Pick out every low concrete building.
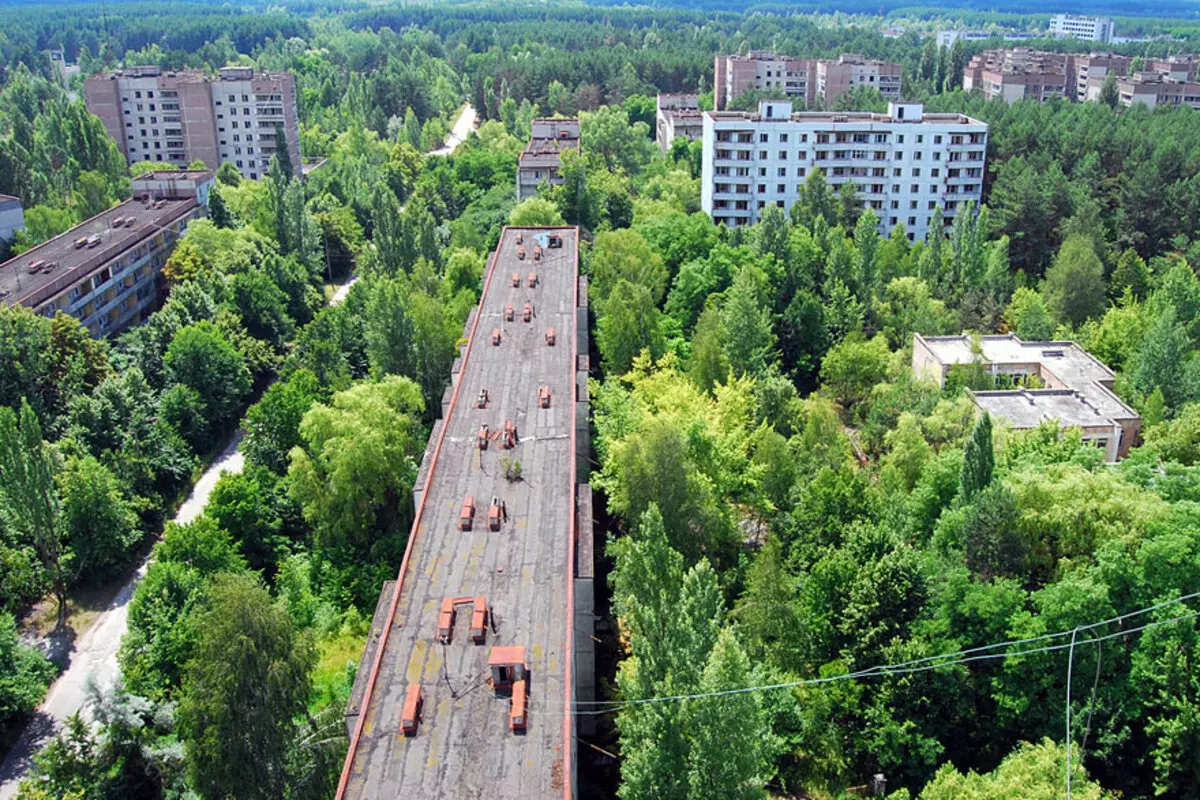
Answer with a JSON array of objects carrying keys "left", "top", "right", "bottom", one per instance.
[
  {"left": 655, "top": 93, "right": 702, "bottom": 150},
  {"left": 912, "top": 333, "right": 1141, "bottom": 462},
  {"left": 0, "top": 170, "right": 212, "bottom": 337},
  {"left": 516, "top": 118, "right": 579, "bottom": 201},
  {"left": 0, "top": 195, "right": 25, "bottom": 242}
]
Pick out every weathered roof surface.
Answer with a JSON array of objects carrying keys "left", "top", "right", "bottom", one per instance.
[{"left": 338, "top": 227, "right": 580, "bottom": 800}]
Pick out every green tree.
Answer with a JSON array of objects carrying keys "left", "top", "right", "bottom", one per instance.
[
  {"left": 1003, "top": 287, "right": 1056, "bottom": 341},
  {"left": 1044, "top": 234, "right": 1106, "bottom": 327},
  {"left": 1110, "top": 248, "right": 1151, "bottom": 301},
  {"left": 721, "top": 265, "right": 776, "bottom": 379},
  {"left": 915, "top": 738, "right": 1112, "bottom": 799},
  {"left": 690, "top": 303, "right": 729, "bottom": 394},
  {"left": 963, "top": 483, "right": 1025, "bottom": 580},
  {"left": 362, "top": 276, "right": 416, "bottom": 379},
  {"left": 164, "top": 321, "right": 252, "bottom": 432},
  {"left": 273, "top": 122, "right": 294, "bottom": 179},
  {"left": 57, "top": 455, "right": 139, "bottom": 583},
  {"left": 208, "top": 186, "right": 233, "bottom": 229},
  {"left": 1130, "top": 306, "right": 1195, "bottom": 411},
  {"left": 177, "top": 572, "right": 314, "bottom": 800},
  {"left": 959, "top": 412, "right": 993, "bottom": 503},
  {"left": 243, "top": 369, "right": 321, "bottom": 474},
  {"left": 228, "top": 267, "right": 294, "bottom": 348},
  {"left": 0, "top": 610, "right": 54, "bottom": 730},
  {"left": 589, "top": 229, "right": 667, "bottom": 311},
  {"left": 1099, "top": 73, "right": 1120, "bottom": 108},
  {"left": 820, "top": 334, "right": 891, "bottom": 409},
  {"left": 597, "top": 279, "right": 665, "bottom": 377},
  {"left": 216, "top": 161, "right": 241, "bottom": 187},
  {"left": 509, "top": 197, "right": 565, "bottom": 227},
  {"left": 205, "top": 470, "right": 283, "bottom": 575},
  {"left": 0, "top": 401, "right": 66, "bottom": 625}
]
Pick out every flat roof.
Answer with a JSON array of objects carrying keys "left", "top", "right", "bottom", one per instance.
[
  {"left": 338, "top": 227, "right": 580, "bottom": 800},
  {"left": 0, "top": 197, "right": 198, "bottom": 308},
  {"left": 131, "top": 169, "right": 213, "bottom": 182},
  {"left": 706, "top": 109, "right": 985, "bottom": 126}
]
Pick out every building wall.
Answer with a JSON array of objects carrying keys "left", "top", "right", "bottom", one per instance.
[
  {"left": 701, "top": 102, "right": 988, "bottom": 240},
  {"left": 0, "top": 200, "right": 25, "bottom": 241}
]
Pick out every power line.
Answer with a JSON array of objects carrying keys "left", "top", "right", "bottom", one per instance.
[{"left": 572, "top": 599, "right": 1200, "bottom": 716}]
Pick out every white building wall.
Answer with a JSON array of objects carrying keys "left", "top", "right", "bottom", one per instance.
[{"left": 701, "top": 102, "right": 987, "bottom": 241}]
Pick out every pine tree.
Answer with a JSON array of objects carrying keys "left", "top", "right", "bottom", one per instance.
[
  {"left": 273, "top": 122, "right": 294, "bottom": 179},
  {"left": 208, "top": 186, "right": 233, "bottom": 229},
  {"left": 959, "top": 412, "right": 994, "bottom": 503}
]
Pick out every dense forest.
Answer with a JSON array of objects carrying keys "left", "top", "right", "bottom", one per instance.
[{"left": 0, "top": 2, "right": 1199, "bottom": 799}]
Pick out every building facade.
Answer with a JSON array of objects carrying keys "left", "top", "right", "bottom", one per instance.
[
  {"left": 1112, "top": 72, "right": 1200, "bottom": 109},
  {"left": 913, "top": 333, "right": 1141, "bottom": 462},
  {"left": 714, "top": 52, "right": 902, "bottom": 110},
  {"left": 516, "top": 118, "right": 579, "bottom": 201},
  {"left": 936, "top": 29, "right": 1039, "bottom": 49},
  {"left": 0, "top": 195, "right": 24, "bottom": 242},
  {"left": 701, "top": 101, "right": 988, "bottom": 240},
  {"left": 655, "top": 93, "right": 703, "bottom": 151},
  {"left": 963, "top": 49, "right": 1073, "bottom": 102},
  {"left": 84, "top": 66, "right": 301, "bottom": 181},
  {"left": 0, "top": 170, "right": 212, "bottom": 337},
  {"left": 1050, "top": 14, "right": 1115, "bottom": 43}
]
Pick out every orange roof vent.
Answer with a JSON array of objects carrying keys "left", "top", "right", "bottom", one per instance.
[
  {"left": 401, "top": 683, "right": 423, "bottom": 735},
  {"left": 545, "top": 327, "right": 556, "bottom": 346},
  {"left": 489, "top": 645, "right": 528, "bottom": 689},
  {"left": 459, "top": 496, "right": 475, "bottom": 531}
]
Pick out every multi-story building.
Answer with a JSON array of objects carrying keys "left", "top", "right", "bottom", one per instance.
[
  {"left": 0, "top": 195, "right": 24, "bottom": 242},
  {"left": 913, "top": 333, "right": 1141, "bottom": 462},
  {"left": 516, "top": 118, "right": 579, "bottom": 201},
  {"left": 701, "top": 100, "right": 988, "bottom": 240},
  {"left": 655, "top": 93, "right": 703, "bottom": 150},
  {"left": 714, "top": 52, "right": 902, "bottom": 110},
  {"left": 1073, "top": 52, "right": 1132, "bottom": 101},
  {"left": 1050, "top": 14, "right": 1115, "bottom": 43},
  {"left": 936, "top": 29, "right": 1039, "bottom": 49},
  {"left": 1112, "top": 72, "right": 1200, "bottom": 109},
  {"left": 963, "top": 49, "right": 1073, "bottom": 102},
  {"left": 0, "top": 170, "right": 212, "bottom": 337},
  {"left": 84, "top": 66, "right": 301, "bottom": 181}
]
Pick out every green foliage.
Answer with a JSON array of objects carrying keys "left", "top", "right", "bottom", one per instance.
[
  {"left": 912, "top": 739, "right": 1112, "bottom": 800},
  {"left": 0, "top": 610, "right": 54, "bottom": 730},
  {"left": 1003, "top": 287, "right": 1055, "bottom": 341},
  {"left": 57, "top": 455, "right": 140, "bottom": 584},
  {"left": 959, "top": 412, "right": 994, "bottom": 503},
  {"left": 820, "top": 334, "right": 891, "bottom": 410},
  {"left": 164, "top": 321, "right": 252, "bottom": 434},
  {"left": 508, "top": 197, "right": 565, "bottom": 227},
  {"left": 1043, "top": 234, "right": 1107, "bottom": 327}
]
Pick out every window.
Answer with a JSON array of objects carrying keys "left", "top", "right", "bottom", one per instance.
[
  {"left": 910, "top": 200, "right": 918, "bottom": 209},
  {"left": 139, "top": 116, "right": 145, "bottom": 124},
  {"left": 779, "top": 151, "right": 787, "bottom": 159},
  {"left": 780, "top": 133, "right": 789, "bottom": 143},
  {"left": 934, "top": 135, "right": 942, "bottom": 144},
  {"left": 916, "top": 134, "right": 924, "bottom": 143},
  {"left": 892, "top": 184, "right": 900, "bottom": 193},
  {"left": 135, "top": 90, "right": 142, "bottom": 98},
  {"left": 897, "top": 134, "right": 905, "bottom": 144},
  {"left": 908, "top": 216, "right": 916, "bottom": 226},
  {"left": 930, "top": 185, "right": 937, "bottom": 195},
  {"left": 778, "top": 168, "right": 787, "bottom": 177},
  {"left": 931, "top": 168, "right": 940, "bottom": 177},
  {"left": 777, "top": 184, "right": 785, "bottom": 193},
  {"left": 759, "top": 168, "right": 767, "bottom": 177},
  {"left": 914, "top": 151, "right": 923, "bottom": 161},
  {"left": 759, "top": 151, "right": 767, "bottom": 159},
  {"left": 893, "top": 168, "right": 901, "bottom": 177},
  {"left": 758, "top": 184, "right": 766, "bottom": 193},
  {"left": 890, "top": 200, "right": 899, "bottom": 209},
  {"left": 760, "top": 133, "right": 769, "bottom": 142},
  {"left": 912, "top": 168, "right": 921, "bottom": 177}
]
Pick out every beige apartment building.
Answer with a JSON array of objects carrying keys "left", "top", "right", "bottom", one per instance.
[
  {"left": 516, "top": 118, "right": 579, "bottom": 201},
  {"left": 963, "top": 49, "right": 1073, "bottom": 102},
  {"left": 85, "top": 66, "right": 301, "bottom": 181},
  {"left": 655, "top": 93, "right": 703, "bottom": 150},
  {"left": 714, "top": 52, "right": 902, "bottom": 110},
  {"left": 912, "top": 333, "right": 1141, "bottom": 462}
]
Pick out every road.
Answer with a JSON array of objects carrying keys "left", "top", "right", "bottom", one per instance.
[
  {"left": 0, "top": 107, "right": 478, "bottom": 799},
  {"left": 427, "top": 104, "right": 478, "bottom": 157}
]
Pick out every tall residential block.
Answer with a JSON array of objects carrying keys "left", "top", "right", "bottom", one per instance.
[
  {"left": 0, "top": 170, "right": 212, "bottom": 337},
  {"left": 714, "top": 52, "right": 902, "bottom": 110},
  {"left": 1050, "top": 14, "right": 1115, "bottom": 43},
  {"left": 84, "top": 66, "right": 301, "bottom": 181},
  {"left": 701, "top": 100, "right": 987, "bottom": 240},
  {"left": 516, "top": 118, "right": 579, "bottom": 201}
]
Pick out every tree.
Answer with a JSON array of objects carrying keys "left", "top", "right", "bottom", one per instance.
[
  {"left": 177, "top": 573, "right": 313, "bottom": 800},
  {"left": 1099, "top": 73, "right": 1120, "bottom": 108},
  {"left": 362, "top": 276, "right": 416, "bottom": 379},
  {"left": 1043, "top": 234, "right": 1106, "bottom": 327},
  {"left": 1129, "top": 306, "right": 1195, "bottom": 411},
  {"left": 963, "top": 483, "right": 1025, "bottom": 580},
  {"left": 163, "top": 321, "right": 252, "bottom": 431},
  {"left": 57, "top": 455, "right": 140, "bottom": 583},
  {"left": 792, "top": 168, "right": 836, "bottom": 229},
  {"left": 216, "top": 161, "right": 241, "bottom": 187},
  {"left": 690, "top": 304, "right": 729, "bottom": 394},
  {"left": 1111, "top": 248, "right": 1151, "bottom": 301},
  {"left": 959, "top": 412, "right": 994, "bottom": 503},
  {"left": 0, "top": 610, "right": 54, "bottom": 730},
  {"left": 838, "top": 179, "right": 862, "bottom": 229},
  {"left": 581, "top": 105, "right": 656, "bottom": 175},
  {"left": 243, "top": 369, "right": 321, "bottom": 474},
  {"left": 205, "top": 470, "right": 283, "bottom": 575},
  {"left": 1003, "top": 288, "right": 1056, "bottom": 341},
  {"left": 589, "top": 229, "right": 667, "bottom": 311},
  {"left": 596, "top": 279, "right": 665, "bottom": 376},
  {"left": 508, "top": 197, "right": 565, "bottom": 227},
  {"left": 0, "top": 401, "right": 66, "bottom": 626},
  {"left": 208, "top": 186, "right": 233, "bottom": 229},
  {"left": 820, "top": 334, "right": 891, "bottom": 410},
  {"left": 273, "top": 122, "right": 294, "bottom": 179},
  {"left": 228, "top": 267, "right": 294, "bottom": 348},
  {"left": 721, "top": 265, "right": 776, "bottom": 379},
  {"left": 915, "top": 739, "right": 1113, "bottom": 800}
]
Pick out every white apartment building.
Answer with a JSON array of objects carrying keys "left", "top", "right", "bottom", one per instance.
[
  {"left": 701, "top": 101, "right": 988, "bottom": 240},
  {"left": 1050, "top": 14, "right": 1115, "bottom": 43}
]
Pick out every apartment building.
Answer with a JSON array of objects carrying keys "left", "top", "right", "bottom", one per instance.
[
  {"left": 936, "top": 30, "right": 1039, "bottom": 49},
  {"left": 714, "top": 52, "right": 902, "bottom": 110},
  {"left": 1050, "top": 14, "right": 1115, "bottom": 43},
  {"left": 1073, "top": 52, "right": 1132, "bottom": 101},
  {"left": 656, "top": 93, "right": 703, "bottom": 150},
  {"left": 0, "top": 170, "right": 212, "bottom": 337},
  {"left": 1111, "top": 72, "right": 1200, "bottom": 109},
  {"left": 84, "top": 66, "right": 301, "bottom": 181},
  {"left": 701, "top": 100, "right": 988, "bottom": 240},
  {"left": 963, "top": 49, "right": 1073, "bottom": 102},
  {"left": 0, "top": 195, "right": 24, "bottom": 242},
  {"left": 913, "top": 333, "right": 1141, "bottom": 462},
  {"left": 516, "top": 118, "right": 579, "bottom": 201}
]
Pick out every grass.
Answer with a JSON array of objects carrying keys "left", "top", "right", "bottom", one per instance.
[
  {"left": 21, "top": 578, "right": 124, "bottom": 643},
  {"left": 310, "top": 626, "right": 367, "bottom": 714}
]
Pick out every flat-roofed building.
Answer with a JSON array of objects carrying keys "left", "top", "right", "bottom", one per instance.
[
  {"left": 0, "top": 170, "right": 212, "bottom": 337},
  {"left": 84, "top": 65, "right": 300, "bottom": 181},
  {"left": 516, "top": 118, "right": 579, "bottom": 201},
  {"left": 0, "top": 194, "right": 24, "bottom": 242},
  {"left": 912, "top": 333, "right": 1141, "bottom": 462},
  {"left": 655, "top": 93, "right": 703, "bottom": 150},
  {"left": 1051, "top": 14, "right": 1115, "bottom": 43},
  {"left": 936, "top": 29, "right": 1040, "bottom": 49},
  {"left": 702, "top": 100, "right": 987, "bottom": 240},
  {"left": 1113, "top": 71, "right": 1200, "bottom": 109},
  {"left": 1072, "top": 52, "right": 1132, "bottom": 101},
  {"left": 963, "top": 49, "right": 1074, "bottom": 102},
  {"left": 714, "top": 52, "right": 902, "bottom": 110}
]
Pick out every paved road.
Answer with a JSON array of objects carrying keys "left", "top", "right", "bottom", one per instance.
[
  {"left": 427, "top": 104, "right": 478, "bottom": 157},
  {"left": 0, "top": 109, "right": 477, "bottom": 798}
]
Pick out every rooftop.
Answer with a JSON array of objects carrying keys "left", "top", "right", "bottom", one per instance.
[
  {"left": 0, "top": 196, "right": 198, "bottom": 308},
  {"left": 706, "top": 106, "right": 984, "bottom": 126},
  {"left": 338, "top": 227, "right": 580, "bottom": 800}
]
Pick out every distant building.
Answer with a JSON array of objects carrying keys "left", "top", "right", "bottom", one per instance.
[
  {"left": 1072, "top": 52, "right": 1133, "bottom": 101},
  {"left": 963, "top": 49, "right": 1073, "bottom": 102},
  {"left": 714, "top": 52, "right": 902, "bottom": 110},
  {"left": 1050, "top": 14, "right": 1115, "bottom": 43},
  {"left": 0, "top": 195, "right": 24, "bottom": 242},
  {"left": 516, "top": 118, "right": 579, "bottom": 201},
  {"left": 1111, "top": 72, "right": 1200, "bottom": 109},
  {"left": 655, "top": 93, "right": 702, "bottom": 151},
  {"left": 0, "top": 170, "right": 212, "bottom": 337},
  {"left": 936, "top": 29, "right": 1040, "bottom": 49},
  {"left": 701, "top": 100, "right": 988, "bottom": 240},
  {"left": 912, "top": 333, "right": 1141, "bottom": 462},
  {"left": 84, "top": 66, "right": 301, "bottom": 181}
]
